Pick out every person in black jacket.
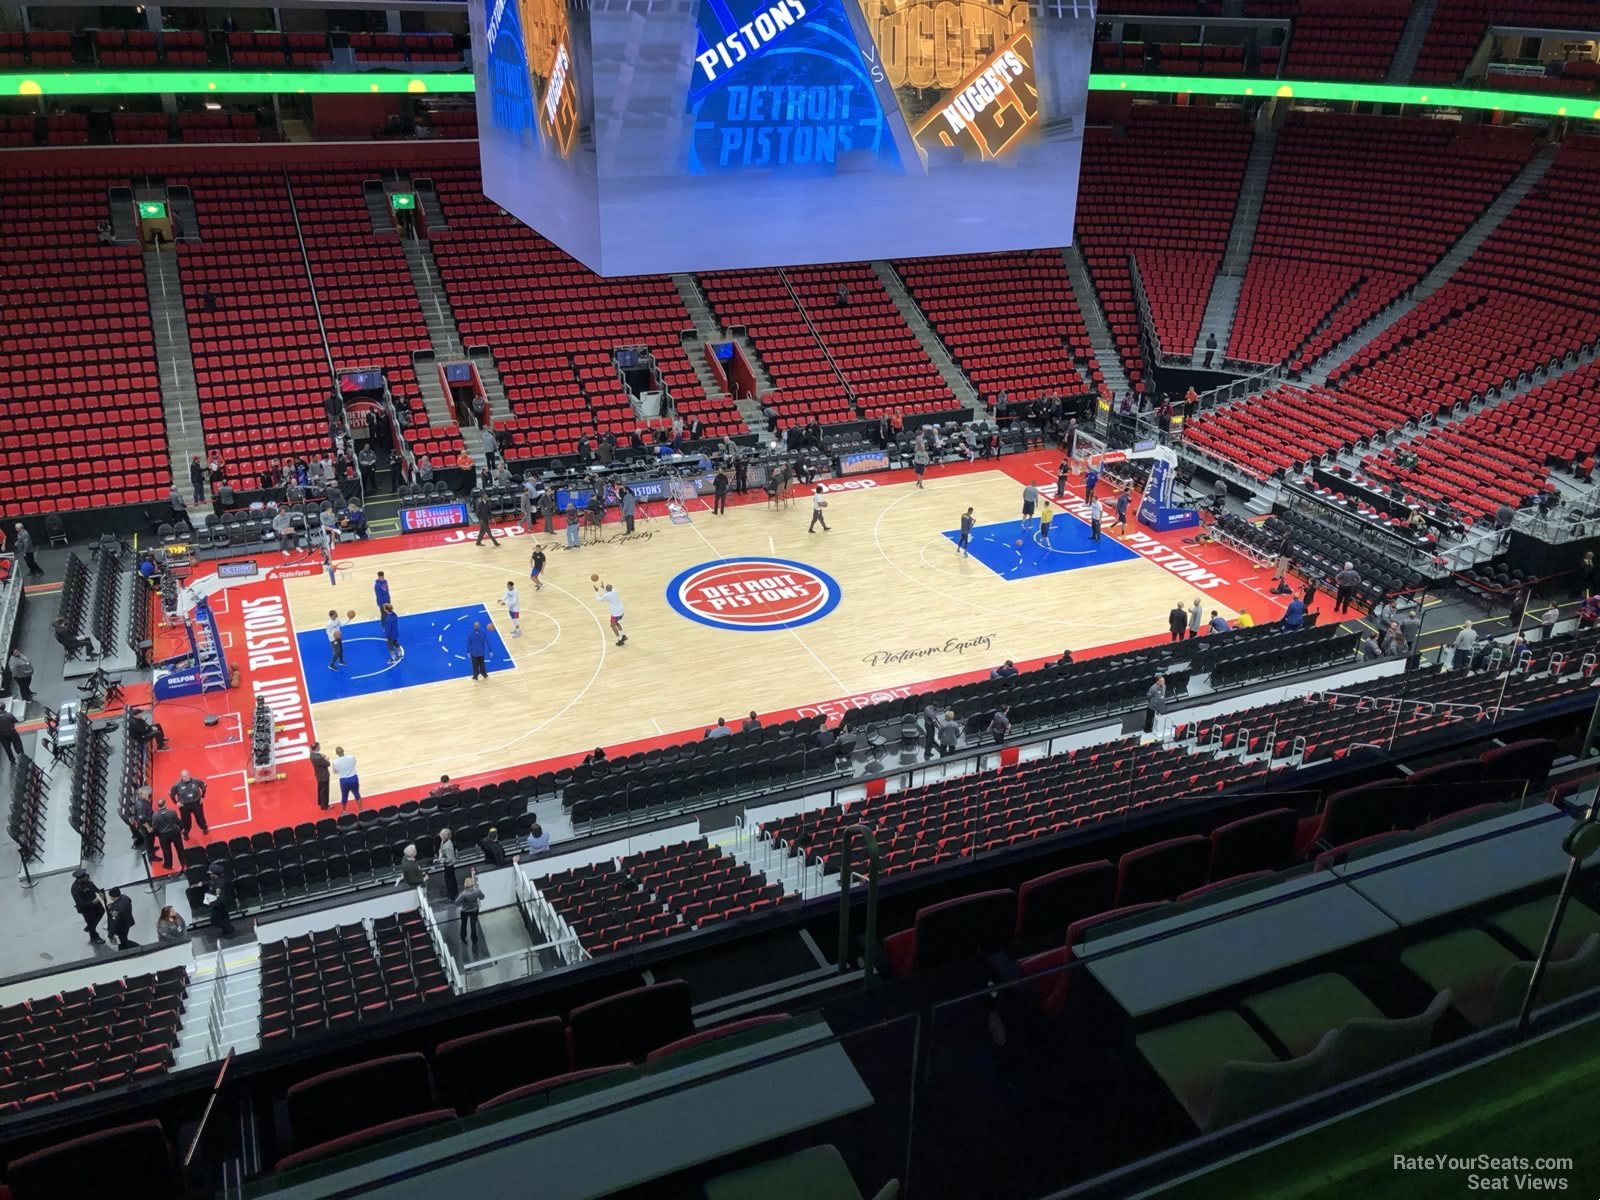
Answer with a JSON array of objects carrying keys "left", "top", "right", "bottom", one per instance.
[
  {"left": 479, "top": 827, "right": 508, "bottom": 866},
  {"left": 309, "top": 741, "right": 331, "bottom": 811},
  {"left": 206, "top": 863, "right": 236, "bottom": 938},
  {"left": 1168, "top": 601, "right": 1188, "bottom": 643},
  {"left": 474, "top": 492, "right": 499, "bottom": 547},
  {"left": 105, "top": 887, "right": 137, "bottom": 949},
  {"left": 151, "top": 798, "right": 184, "bottom": 869},
  {"left": 70, "top": 868, "right": 105, "bottom": 944}
]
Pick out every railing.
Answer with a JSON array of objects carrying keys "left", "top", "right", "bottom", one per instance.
[
  {"left": 204, "top": 947, "right": 229, "bottom": 1061},
  {"left": 413, "top": 886, "right": 465, "bottom": 994},
  {"left": 459, "top": 932, "right": 587, "bottom": 992}
]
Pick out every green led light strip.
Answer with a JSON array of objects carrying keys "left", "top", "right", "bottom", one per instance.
[
  {"left": 0, "top": 71, "right": 475, "bottom": 96},
  {"left": 1090, "top": 75, "right": 1600, "bottom": 119},
  {"left": 0, "top": 70, "right": 1595, "bottom": 118}
]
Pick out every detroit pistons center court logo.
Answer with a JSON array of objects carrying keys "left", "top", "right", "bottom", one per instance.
[{"left": 666, "top": 557, "right": 842, "bottom": 632}]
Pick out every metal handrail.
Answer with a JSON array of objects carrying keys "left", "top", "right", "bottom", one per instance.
[{"left": 835, "top": 824, "right": 881, "bottom": 985}]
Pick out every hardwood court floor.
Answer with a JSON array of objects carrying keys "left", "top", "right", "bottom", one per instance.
[{"left": 276, "top": 465, "right": 1246, "bottom": 796}]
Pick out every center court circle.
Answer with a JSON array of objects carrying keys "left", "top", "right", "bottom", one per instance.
[{"left": 666, "top": 557, "right": 842, "bottom": 632}]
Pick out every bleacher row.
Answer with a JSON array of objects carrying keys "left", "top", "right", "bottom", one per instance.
[
  {"left": 534, "top": 838, "right": 795, "bottom": 957},
  {"left": 259, "top": 912, "right": 452, "bottom": 1043},
  {"left": 0, "top": 967, "right": 188, "bottom": 1113}
]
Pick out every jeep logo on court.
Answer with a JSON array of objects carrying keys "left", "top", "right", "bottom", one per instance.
[{"left": 666, "top": 557, "right": 841, "bottom": 632}]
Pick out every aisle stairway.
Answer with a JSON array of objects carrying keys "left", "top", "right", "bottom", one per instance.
[
  {"left": 143, "top": 245, "right": 207, "bottom": 481},
  {"left": 1062, "top": 246, "right": 1129, "bottom": 397}
]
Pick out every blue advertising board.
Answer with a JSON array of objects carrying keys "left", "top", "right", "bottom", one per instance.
[{"left": 401, "top": 502, "right": 471, "bottom": 534}]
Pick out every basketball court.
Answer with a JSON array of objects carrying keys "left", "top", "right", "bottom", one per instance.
[{"left": 144, "top": 452, "right": 1290, "bottom": 851}]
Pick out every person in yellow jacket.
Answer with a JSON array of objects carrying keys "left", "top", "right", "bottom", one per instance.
[{"left": 1237, "top": 610, "right": 1254, "bottom": 628}]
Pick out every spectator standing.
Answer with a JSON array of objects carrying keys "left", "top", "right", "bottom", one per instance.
[
  {"left": 1088, "top": 497, "right": 1103, "bottom": 542},
  {"left": 1115, "top": 486, "right": 1132, "bottom": 531},
  {"left": 170, "top": 769, "right": 209, "bottom": 837},
  {"left": 1187, "top": 598, "right": 1203, "bottom": 639},
  {"left": 151, "top": 799, "right": 183, "bottom": 869},
  {"left": 619, "top": 487, "right": 637, "bottom": 534},
  {"left": 189, "top": 455, "right": 207, "bottom": 505},
  {"left": 1144, "top": 675, "right": 1166, "bottom": 734},
  {"left": 309, "top": 742, "right": 331, "bottom": 811},
  {"left": 1168, "top": 601, "right": 1187, "bottom": 643},
  {"left": 1334, "top": 562, "right": 1361, "bottom": 614},
  {"left": 70, "top": 868, "right": 105, "bottom": 945},
  {"left": 1539, "top": 604, "right": 1560, "bottom": 640},
  {"left": 912, "top": 440, "right": 930, "bottom": 488},
  {"left": 1452, "top": 622, "right": 1478, "bottom": 670},
  {"left": 1359, "top": 632, "right": 1382, "bottom": 661},
  {"left": 564, "top": 503, "right": 582, "bottom": 549},
  {"left": 457, "top": 872, "right": 484, "bottom": 950},
  {"left": 936, "top": 710, "right": 962, "bottom": 757},
  {"left": 1271, "top": 530, "right": 1295, "bottom": 594},
  {"left": 713, "top": 468, "right": 730, "bottom": 514},
  {"left": 437, "top": 828, "right": 459, "bottom": 901},
  {"left": 12, "top": 524, "right": 41, "bottom": 576},
  {"left": 474, "top": 492, "right": 500, "bottom": 547},
  {"left": 1055, "top": 456, "right": 1071, "bottom": 500},
  {"left": 332, "top": 747, "right": 361, "bottom": 809},
  {"left": 990, "top": 705, "right": 1012, "bottom": 743},
  {"left": 921, "top": 701, "right": 940, "bottom": 760}
]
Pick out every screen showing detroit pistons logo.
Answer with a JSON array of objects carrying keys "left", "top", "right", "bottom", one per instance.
[
  {"left": 668, "top": 558, "right": 842, "bottom": 632},
  {"left": 687, "top": 0, "right": 898, "bottom": 175},
  {"left": 475, "top": 0, "right": 1094, "bottom": 274}
]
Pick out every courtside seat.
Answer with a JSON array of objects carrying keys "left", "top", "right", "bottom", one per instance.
[
  {"left": 1012, "top": 861, "right": 1116, "bottom": 947},
  {"left": 3, "top": 1119, "right": 177, "bottom": 1200},
  {"left": 285, "top": 1052, "right": 438, "bottom": 1146},
  {"left": 432, "top": 1017, "right": 569, "bottom": 1113},
  {"left": 880, "top": 889, "right": 1016, "bottom": 978},
  {"left": 1115, "top": 836, "right": 1210, "bottom": 906},
  {"left": 567, "top": 981, "right": 694, "bottom": 1069}
]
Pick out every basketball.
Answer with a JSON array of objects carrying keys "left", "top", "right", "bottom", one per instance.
[
  {"left": 346, "top": 610, "right": 356, "bottom": 620},
  {"left": 821, "top": 500, "right": 829, "bottom": 508},
  {"left": 590, "top": 573, "right": 600, "bottom": 582},
  {"left": 1015, "top": 539, "right": 1023, "bottom": 547},
  {"left": 486, "top": 624, "right": 495, "bottom": 634}
]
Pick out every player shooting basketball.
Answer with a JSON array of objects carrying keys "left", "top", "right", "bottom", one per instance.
[{"left": 592, "top": 576, "right": 627, "bottom": 646}]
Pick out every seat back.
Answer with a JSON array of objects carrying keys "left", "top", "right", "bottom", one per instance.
[
  {"left": 1116, "top": 837, "right": 1210, "bottom": 906},
  {"left": 1490, "top": 932, "right": 1600, "bottom": 1025},
  {"left": 1208, "top": 808, "right": 1298, "bottom": 881},
  {"left": 286, "top": 1052, "right": 436, "bottom": 1146},
  {"left": 432, "top": 1017, "right": 568, "bottom": 1112},
  {"left": 1318, "top": 781, "right": 1405, "bottom": 848},
  {"left": 1014, "top": 862, "right": 1116, "bottom": 944},
  {"left": 906, "top": 888, "right": 1017, "bottom": 973},
  {"left": 1326, "top": 990, "right": 1451, "bottom": 1085},
  {"left": 6, "top": 1120, "right": 174, "bottom": 1200},
  {"left": 1479, "top": 738, "right": 1556, "bottom": 789},
  {"left": 567, "top": 980, "right": 694, "bottom": 1069},
  {"left": 1206, "top": 1030, "right": 1337, "bottom": 1131}
]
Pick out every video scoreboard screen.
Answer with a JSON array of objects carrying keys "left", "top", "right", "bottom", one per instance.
[{"left": 474, "top": 0, "right": 1094, "bottom": 276}]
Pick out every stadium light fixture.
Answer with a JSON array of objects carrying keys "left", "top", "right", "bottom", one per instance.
[{"left": 0, "top": 70, "right": 1594, "bottom": 120}]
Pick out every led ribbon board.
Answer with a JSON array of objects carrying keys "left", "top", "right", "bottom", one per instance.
[{"left": 0, "top": 72, "right": 1593, "bottom": 121}]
